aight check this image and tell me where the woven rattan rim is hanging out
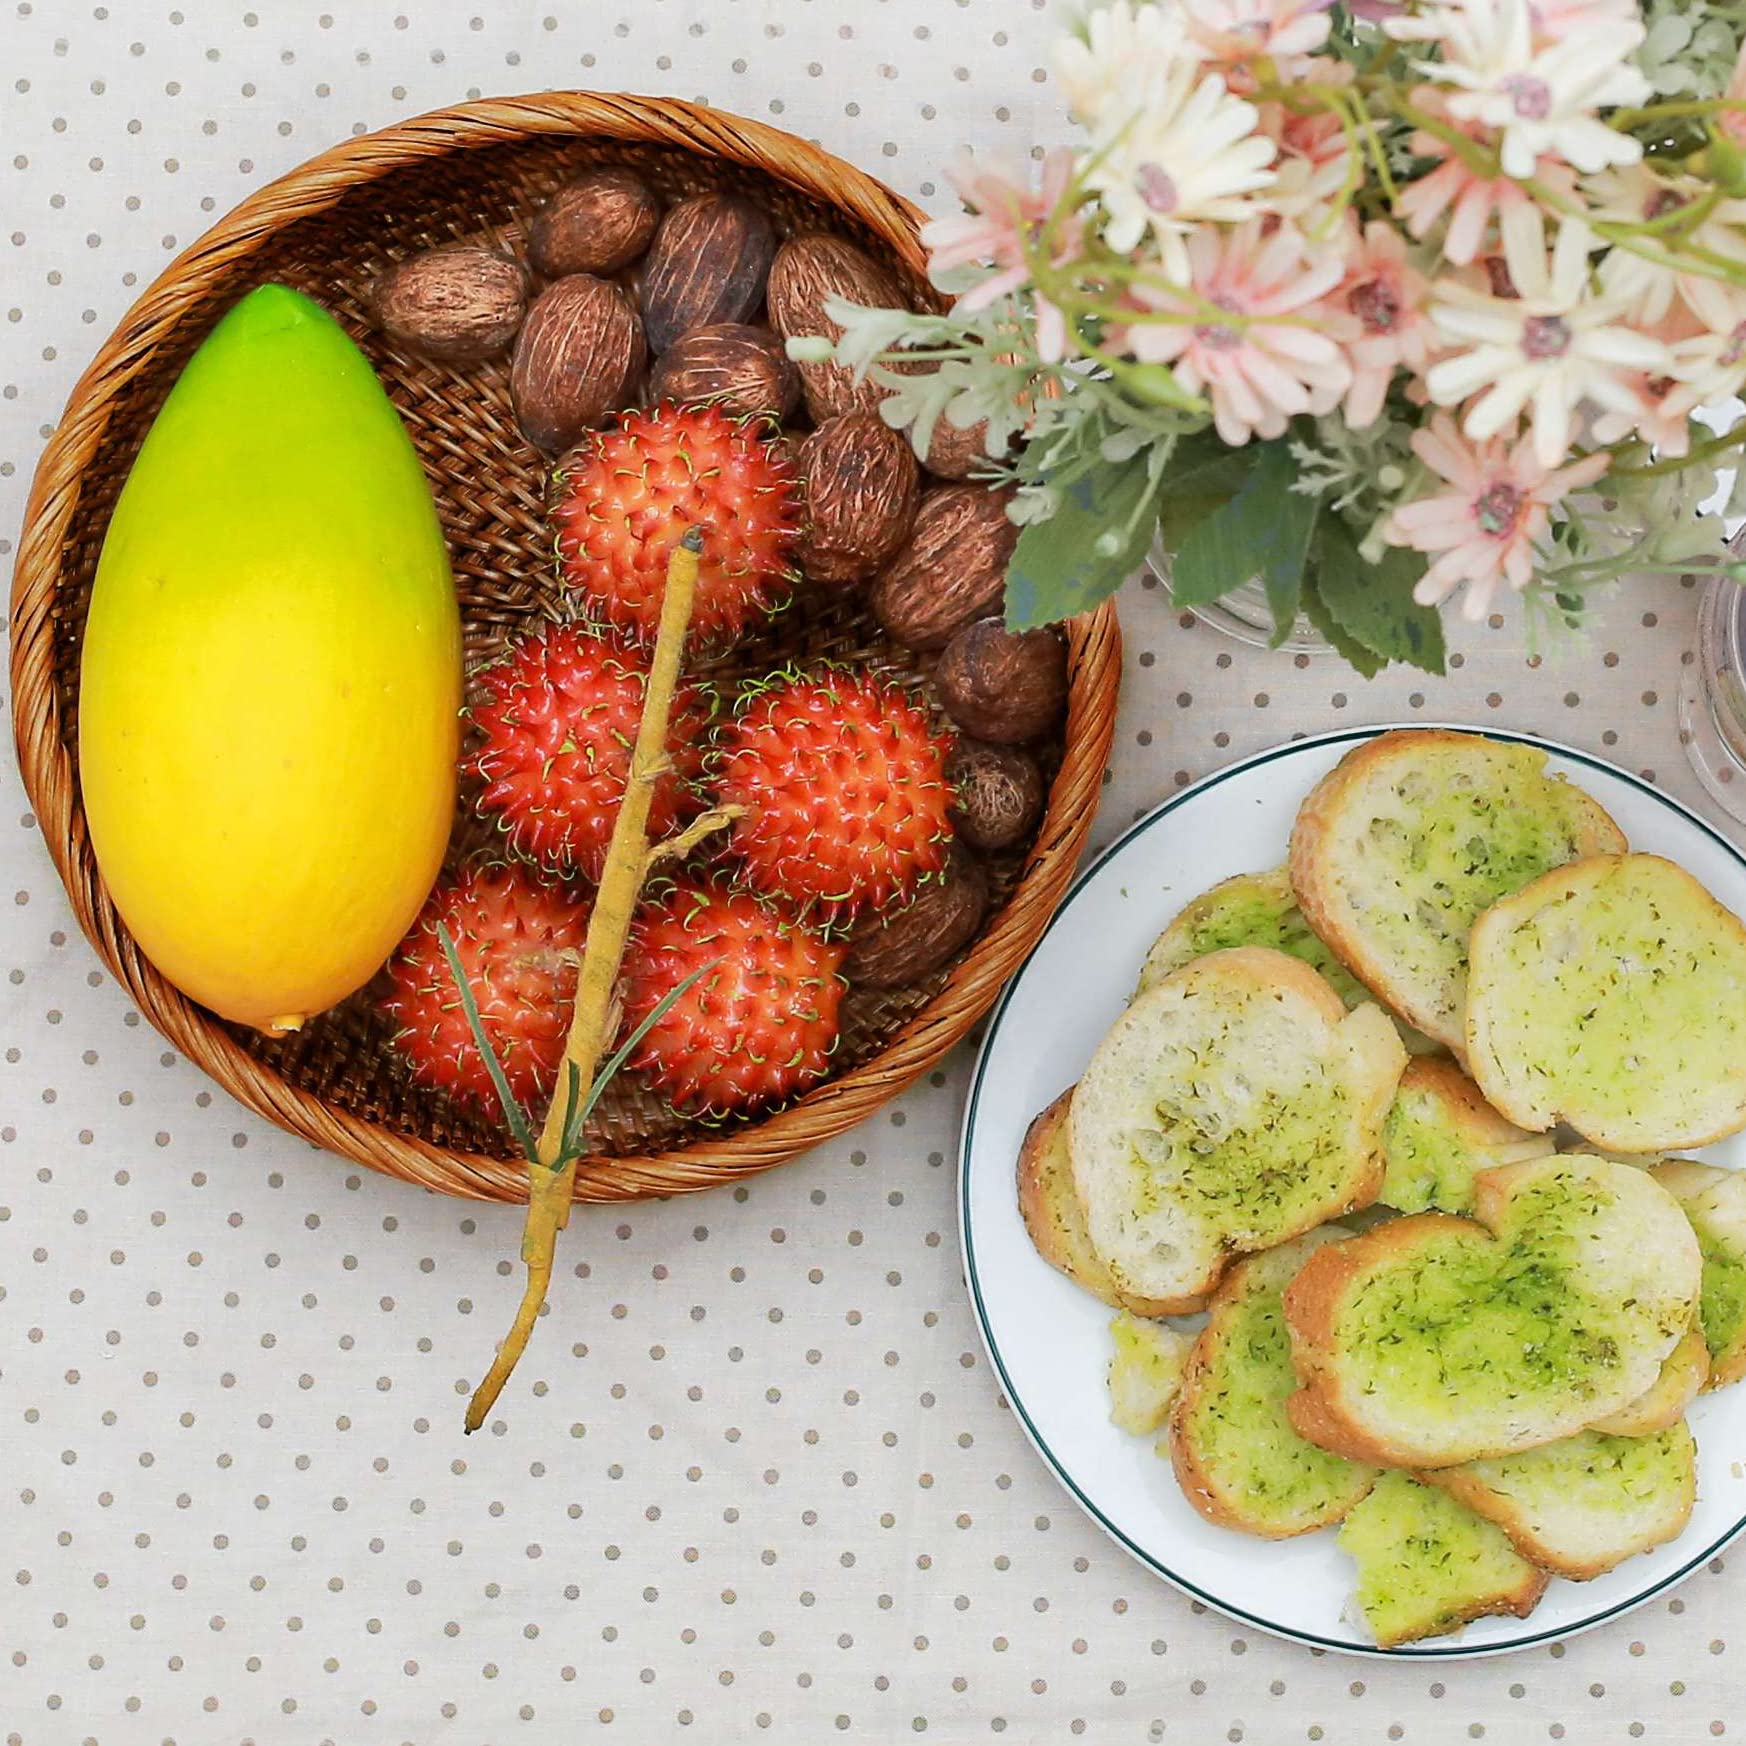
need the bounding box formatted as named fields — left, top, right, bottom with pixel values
left=10, top=91, right=1121, bottom=1203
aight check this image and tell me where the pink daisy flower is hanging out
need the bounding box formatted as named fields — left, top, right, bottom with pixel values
left=1720, top=41, right=1746, bottom=149
left=1324, top=220, right=1439, bottom=428
left=1184, top=0, right=1335, bottom=65
left=1395, top=99, right=1576, bottom=264
left=1128, top=220, right=1351, bottom=446
left=1259, top=62, right=1358, bottom=225
left=1386, top=412, right=1609, bottom=619
left=923, top=149, right=1081, bottom=362
left=1587, top=374, right=1695, bottom=459
left=1529, top=0, right=1640, bottom=39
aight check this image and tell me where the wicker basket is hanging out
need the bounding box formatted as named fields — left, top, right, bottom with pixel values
left=10, top=92, right=1121, bottom=1204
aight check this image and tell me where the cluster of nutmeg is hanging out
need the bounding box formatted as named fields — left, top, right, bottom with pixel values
left=361, top=164, right=1067, bottom=1119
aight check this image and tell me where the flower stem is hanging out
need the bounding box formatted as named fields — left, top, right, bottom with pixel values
left=1612, top=420, right=1746, bottom=478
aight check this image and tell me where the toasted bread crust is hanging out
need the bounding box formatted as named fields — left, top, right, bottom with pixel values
left=1016, top=1088, right=1186, bottom=1316
left=1381, top=1057, right=1556, bottom=1214
left=1290, top=730, right=1625, bottom=1054
left=1370, top=1563, right=1549, bottom=1649
left=1071, top=947, right=1403, bottom=1309
left=1168, top=1231, right=1374, bottom=1538
left=1467, top=854, right=1746, bottom=1151
left=1650, top=1160, right=1746, bottom=1389
left=1339, top=1473, right=1551, bottom=1646
left=1371, top=1561, right=1549, bottom=1649
left=1419, top=1424, right=1698, bottom=1581
left=1283, top=1214, right=1464, bottom=1467
left=1286, top=1157, right=1701, bottom=1468
left=1401, top=1057, right=1546, bottom=1149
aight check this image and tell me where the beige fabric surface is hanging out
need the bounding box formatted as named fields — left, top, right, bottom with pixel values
left=1, top=3, right=1742, bottom=1741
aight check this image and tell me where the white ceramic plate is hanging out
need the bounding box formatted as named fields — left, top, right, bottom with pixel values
left=959, top=725, right=1746, bottom=1659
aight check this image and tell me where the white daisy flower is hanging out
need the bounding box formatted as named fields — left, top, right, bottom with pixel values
left=1408, top=0, right=1650, bottom=179
left=1054, top=0, right=1205, bottom=128
left=1055, top=0, right=1277, bottom=282
left=1664, top=301, right=1746, bottom=423
left=1425, top=206, right=1671, bottom=466
left=1587, top=164, right=1746, bottom=332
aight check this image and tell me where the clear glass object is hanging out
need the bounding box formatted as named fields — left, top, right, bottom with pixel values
left=1147, top=529, right=1329, bottom=655
left=1679, top=567, right=1746, bottom=826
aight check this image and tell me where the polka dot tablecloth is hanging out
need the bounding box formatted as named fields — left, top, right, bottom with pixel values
left=2, top=5, right=1743, bottom=1742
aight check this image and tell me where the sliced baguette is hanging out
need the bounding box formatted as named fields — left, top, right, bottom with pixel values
left=1017, top=1088, right=1182, bottom=1316
left=1168, top=1229, right=1378, bottom=1538
left=1422, top=1422, right=1697, bottom=1581
left=1381, top=1057, right=1556, bottom=1215
left=1466, top=854, right=1746, bottom=1151
left=1290, top=729, right=1626, bottom=1053
left=1070, top=947, right=1406, bottom=1312
left=1338, top=1471, right=1549, bottom=1648
left=1108, top=1312, right=1194, bottom=1436
left=1589, top=1324, right=1710, bottom=1436
left=1651, top=1161, right=1746, bottom=1389
left=1137, top=866, right=1438, bottom=1053
left=1283, top=1153, right=1702, bottom=1468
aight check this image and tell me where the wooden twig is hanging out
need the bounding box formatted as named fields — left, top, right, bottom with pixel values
left=464, top=527, right=713, bottom=1434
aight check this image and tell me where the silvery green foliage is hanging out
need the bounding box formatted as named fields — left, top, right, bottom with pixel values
left=1636, top=2, right=1745, bottom=97
left=1288, top=413, right=1419, bottom=522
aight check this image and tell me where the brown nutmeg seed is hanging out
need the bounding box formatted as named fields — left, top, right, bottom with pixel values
left=923, top=412, right=997, bottom=482
left=511, top=274, right=647, bottom=453
left=640, top=194, right=778, bottom=352
left=766, top=234, right=908, bottom=421
left=529, top=169, right=661, bottom=278
left=795, top=412, right=920, bottom=584
left=935, top=619, right=1068, bottom=745
left=869, top=484, right=1018, bottom=651
left=647, top=322, right=800, bottom=421
left=946, top=741, right=1046, bottom=853
left=844, top=850, right=989, bottom=990
left=371, top=247, right=530, bottom=363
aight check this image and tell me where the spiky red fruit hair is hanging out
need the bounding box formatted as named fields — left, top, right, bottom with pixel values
left=382, top=862, right=590, bottom=1111
left=619, top=879, right=845, bottom=1116
left=713, top=668, right=954, bottom=924
left=554, top=401, right=800, bottom=649
left=468, top=622, right=711, bottom=880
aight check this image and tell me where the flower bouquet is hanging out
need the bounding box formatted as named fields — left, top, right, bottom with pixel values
left=800, top=0, right=1746, bottom=675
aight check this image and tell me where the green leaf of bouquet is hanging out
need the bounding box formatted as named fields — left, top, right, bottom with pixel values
left=1301, top=572, right=1388, bottom=679
left=1170, top=439, right=1319, bottom=644
left=1004, top=455, right=1160, bottom=630
left=1159, top=427, right=1259, bottom=503
left=1313, top=517, right=1448, bottom=677
left=1154, top=431, right=1260, bottom=551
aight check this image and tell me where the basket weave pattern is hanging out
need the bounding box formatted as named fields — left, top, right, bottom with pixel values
left=10, top=93, right=1121, bottom=1203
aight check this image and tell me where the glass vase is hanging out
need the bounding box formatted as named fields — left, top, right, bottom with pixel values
left=1147, top=530, right=1330, bottom=655
left=1679, top=569, right=1746, bottom=827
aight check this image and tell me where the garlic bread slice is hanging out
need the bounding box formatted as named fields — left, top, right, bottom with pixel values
left=1651, top=1161, right=1746, bottom=1389
left=1137, top=866, right=1437, bottom=1053
left=1290, top=730, right=1625, bottom=1053
left=1589, top=1324, right=1710, bottom=1437
left=1168, top=1229, right=1377, bottom=1538
left=1284, top=1154, right=1701, bottom=1468
left=1423, top=1422, right=1697, bottom=1582
left=1466, top=854, right=1746, bottom=1151
left=1107, top=1312, right=1194, bottom=1436
left=1381, top=1057, right=1555, bottom=1215
left=1338, top=1471, right=1548, bottom=1648
left=1017, top=1088, right=1182, bottom=1316
left=1069, top=947, right=1406, bottom=1313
